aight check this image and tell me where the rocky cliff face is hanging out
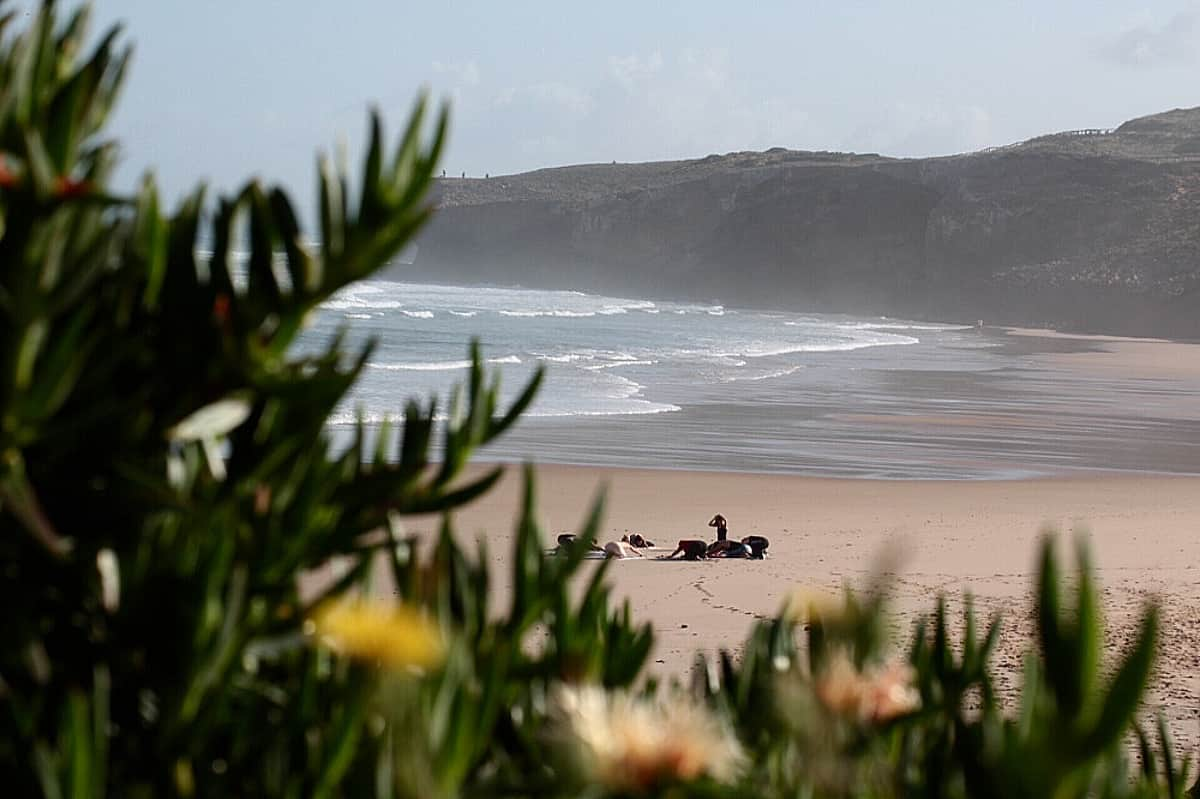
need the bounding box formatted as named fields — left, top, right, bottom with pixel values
left=396, top=108, right=1200, bottom=337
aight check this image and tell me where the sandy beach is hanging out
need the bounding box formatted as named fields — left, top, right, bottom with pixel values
left=419, top=466, right=1200, bottom=749
left=400, top=328, right=1200, bottom=756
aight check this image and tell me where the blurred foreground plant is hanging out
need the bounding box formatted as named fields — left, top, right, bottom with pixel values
left=0, top=1, right=551, bottom=795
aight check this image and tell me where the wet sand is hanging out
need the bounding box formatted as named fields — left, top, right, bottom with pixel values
left=474, top=326, right=1200, bottom=478
left=402, top=328, right=1200, bottom=757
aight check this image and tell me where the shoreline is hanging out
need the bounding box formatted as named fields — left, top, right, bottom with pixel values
left=466, top=453, right=1200, bottom=481
left=379, top=326, right=1200, bottom=756
left=464, top=324, right=1200, bottom=479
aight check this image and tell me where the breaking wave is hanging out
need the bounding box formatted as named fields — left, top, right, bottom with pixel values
left=368, top=355, right=523, bottom=372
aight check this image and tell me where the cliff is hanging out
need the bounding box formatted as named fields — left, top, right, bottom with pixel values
left=395, top=107, right=1200, bottom=337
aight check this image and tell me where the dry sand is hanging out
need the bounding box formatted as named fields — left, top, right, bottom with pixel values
left=400, top=329, right=1200, bottom=754
left=422, top=467, right=1200, bottom=750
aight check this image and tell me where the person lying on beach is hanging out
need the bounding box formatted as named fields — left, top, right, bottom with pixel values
left=604, top=540, right=644, bottom=559
left=621, top=533, right=655, bottom=548
left=708, top=513, right=729, bottom=541
left=665, top=539, right=708, bottom=560
left=741, top=535, right=769, bottom=559
left=706, top=539, right=750, bottom=558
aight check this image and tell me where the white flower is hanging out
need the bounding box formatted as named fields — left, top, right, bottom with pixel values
left=552, top=684, right=745, bottom=792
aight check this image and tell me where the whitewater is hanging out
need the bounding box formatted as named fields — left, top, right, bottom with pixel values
left=304, top=280, right=961, bottom=424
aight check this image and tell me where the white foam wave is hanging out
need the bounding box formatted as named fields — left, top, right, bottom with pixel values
left=400, top=310, right=434, bottom=319
left=325, top=298, right=403, bottom=310
left=500, top=309, right=596, bottom=318
left=536, top=353, right=594, bottom=363
left=722, top=365, right=804, bottom=383
left=322, top=280, right=718, bottom=321
left=714, top=336, right=918, bottom=358
left=583, top=359, right=658, bottom=370
left=344, top=313, right=373, bottom=320
left=599, top=300, right=657, bottom=315
left=369, top=355, right=522, bottom=372
left=322, top=283, right=404, bottom=311
left=370, top=360, right=470, bottom=371
left=325, top=399, right=680, bottom=425
left=835, top=321, right=971, bottom=332
left=527, top=403, right=680, bottom=418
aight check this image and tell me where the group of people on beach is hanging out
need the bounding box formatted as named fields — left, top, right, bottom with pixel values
left=553, top=513, right=769, bottom=560
left=666, top=513, right=770, bottom=560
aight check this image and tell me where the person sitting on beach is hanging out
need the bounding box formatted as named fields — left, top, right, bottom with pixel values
left=621, top=533, right=655, bottom=548
left=666, top=539, right=708, bottom=560
left=604, top=540, right=643, bottom=559
left=741, top=535, right=770, bottom=559
left=708, top=513, right=729, bottom=541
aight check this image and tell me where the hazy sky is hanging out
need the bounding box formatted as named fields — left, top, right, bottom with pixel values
left=38, top=2, right=1200, bottom=215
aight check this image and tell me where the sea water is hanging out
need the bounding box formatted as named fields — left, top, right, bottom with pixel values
left=303, top=280, right=1200, bottom=478
left=310, top=280, right=958, bottom=422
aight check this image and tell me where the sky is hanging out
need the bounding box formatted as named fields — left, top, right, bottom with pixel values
left=22, top=1, right=1200, bottom=219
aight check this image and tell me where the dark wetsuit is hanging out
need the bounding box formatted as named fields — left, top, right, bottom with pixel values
left=741, top=535, right=769, bottom=559
left=724, top=541, right=750, bottom=558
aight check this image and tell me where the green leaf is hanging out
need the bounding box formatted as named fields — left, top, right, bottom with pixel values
left=1036, top=534, right=1072, bottom=715
left=67, top=691, right=90, bottom=799
left=318, top=152, right=344, bottom=261
left=14, top=316, right=49, bottom=390
left=134, top=176, right=167, bottom=309
left=1073, top=535, right=1100, bottom=718
left=404, top=466, right=504, bottom=515
left=23, top=127, right=57, bottom=198
left=490, top=364, right=543, bottom=439
left=1084, top=604, right=1158, bottom=756
left=1159, top=712, right=1179, bottom=797
left=359, top=108, right=383, bottom=221
left=312, top=689, right=368, bottom=799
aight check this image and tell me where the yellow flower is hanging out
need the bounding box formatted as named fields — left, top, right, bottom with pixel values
left=553, top=684, right=745, bottom=793
left=309, top=599, right=444, bottom=671
left=781, top=588, right=844, bottom=623
left=813, top=650, right=920, bottom=724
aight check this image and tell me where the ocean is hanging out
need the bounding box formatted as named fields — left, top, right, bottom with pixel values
left=305, top=280, right=1200, bottom=479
